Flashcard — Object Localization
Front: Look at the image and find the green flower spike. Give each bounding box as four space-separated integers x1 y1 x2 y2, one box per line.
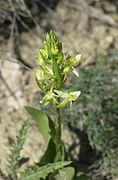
35 30 82 108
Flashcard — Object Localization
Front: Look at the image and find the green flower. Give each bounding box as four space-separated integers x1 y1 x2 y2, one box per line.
63 54 82 75
40 91 57 106
54 90 81 108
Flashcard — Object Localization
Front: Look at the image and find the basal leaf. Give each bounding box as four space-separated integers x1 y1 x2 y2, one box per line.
39 138 56 165
25 106 50 146
54 142 68 162
39 139 67 165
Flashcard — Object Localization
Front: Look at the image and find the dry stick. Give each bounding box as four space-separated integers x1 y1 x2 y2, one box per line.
39 0 79 51
8 11 17 49
90 6 118 27
6 1 39 69
0 71 18 101
0 57 34 70
1 1 76 69
0 57 34 102
0 8 13 21
64 0 118 27
16 14 30 31
13 25 34 71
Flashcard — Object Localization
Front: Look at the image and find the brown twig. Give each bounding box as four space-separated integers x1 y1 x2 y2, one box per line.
0 70 18 101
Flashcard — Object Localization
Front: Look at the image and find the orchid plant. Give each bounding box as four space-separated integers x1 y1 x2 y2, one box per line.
35 30 81 154
8 30 86 180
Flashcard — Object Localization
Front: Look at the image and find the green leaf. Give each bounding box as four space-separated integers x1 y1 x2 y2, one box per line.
39 140 67 165
25 106 50 146
75 172 90 180
38 140 67 166
54 142 68 162
8 120 28 180
20 161 71 180
39 138 56 165
48 166 75 180
25 107 61 165
62 166 75 180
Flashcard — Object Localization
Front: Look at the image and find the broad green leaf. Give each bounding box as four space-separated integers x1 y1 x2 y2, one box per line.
25 107 64 165
20 161 71 180
25 106 50 146
39 138 56 165
39 139 67 165
54 142 68 162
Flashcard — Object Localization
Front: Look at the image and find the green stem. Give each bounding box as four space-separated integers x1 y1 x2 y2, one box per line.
53 96 62 148
11 170 17 180
55 106 61 144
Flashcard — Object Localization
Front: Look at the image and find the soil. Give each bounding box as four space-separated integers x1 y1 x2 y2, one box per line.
0 0 118 179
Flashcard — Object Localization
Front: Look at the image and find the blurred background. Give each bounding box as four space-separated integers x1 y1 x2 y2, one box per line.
0 0 118 179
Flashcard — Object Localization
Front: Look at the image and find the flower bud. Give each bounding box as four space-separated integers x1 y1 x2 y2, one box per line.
63 66 71 74
57 52 63 65
51 46 59 55
40 48 48 60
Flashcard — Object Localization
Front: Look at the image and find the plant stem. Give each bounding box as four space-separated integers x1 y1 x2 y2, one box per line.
11 172 17 180
55 106 61 143
53 96 62 147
